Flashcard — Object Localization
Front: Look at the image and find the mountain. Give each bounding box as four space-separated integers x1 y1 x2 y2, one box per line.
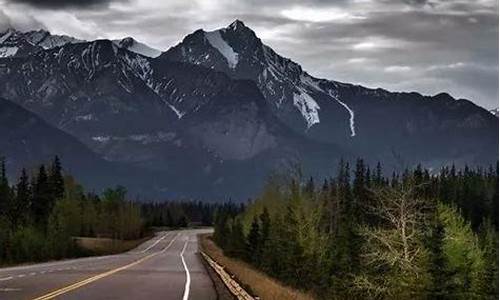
490 108 499 117
0 28 162 58
0 28 83 57
112 37 162 58
161 20 498 168
0 97 145 193
0 34 346 198
0 22 497 199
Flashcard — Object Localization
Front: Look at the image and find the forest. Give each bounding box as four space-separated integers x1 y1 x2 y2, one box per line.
213 160 499 299
0 157 222 265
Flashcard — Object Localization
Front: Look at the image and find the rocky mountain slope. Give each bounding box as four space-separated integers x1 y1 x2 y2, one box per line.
162 20 498 169
0 97 167 196
0 22 497 198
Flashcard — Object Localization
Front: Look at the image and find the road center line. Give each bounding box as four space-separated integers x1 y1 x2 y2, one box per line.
180 238 191 300
141 233 170 253
31 233 179 300
161 233 180 253
0 276 13 281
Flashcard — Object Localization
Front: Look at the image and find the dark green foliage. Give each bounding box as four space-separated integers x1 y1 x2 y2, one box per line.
31 165 52 228
477 219 499 298
49 156 64 201
141 201 222 228
0 157 147 265
226 218 246 258
246 216 261 263
427 216 454 299
0 157 10 215
8 168 31 228
213 160 499 299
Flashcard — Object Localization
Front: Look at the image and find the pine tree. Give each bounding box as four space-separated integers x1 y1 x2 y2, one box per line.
477 219 498 298
375 161 383 186
246 216 261 263
260 207 271 245
304 176 315 200
427 217 454 298
49 156 64 201
227 218 246 258
353 158 367 223
32 165 52 228
9 168 31 228
0 157 9 216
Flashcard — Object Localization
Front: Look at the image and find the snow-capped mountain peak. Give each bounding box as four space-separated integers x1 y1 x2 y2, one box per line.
162 20 339 131
227 19 246 31
203 30 239 68
112 37 162 58
0 28 84 57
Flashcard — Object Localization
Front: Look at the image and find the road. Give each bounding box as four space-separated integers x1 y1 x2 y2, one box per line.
0 229 217 300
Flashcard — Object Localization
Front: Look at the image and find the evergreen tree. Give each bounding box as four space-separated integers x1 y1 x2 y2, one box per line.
353 158 367 223
0 157 9 216
304 176 315 199
259 207 271 247
375 161 383 186
32 165 52 228
477 219 498 298
49 156 65 201
226 218 246 258
8 168 31 228
427 217 454 299
246 216 261 263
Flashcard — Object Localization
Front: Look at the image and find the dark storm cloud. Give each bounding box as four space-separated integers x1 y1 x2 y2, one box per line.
0 0 497 109
5 0 126 9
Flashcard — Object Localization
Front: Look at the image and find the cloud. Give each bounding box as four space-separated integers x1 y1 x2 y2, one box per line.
0 8 46 32
0 0 497 109
281 6 366 23
4 0 127 9
347 57 370 64
384 65 412 72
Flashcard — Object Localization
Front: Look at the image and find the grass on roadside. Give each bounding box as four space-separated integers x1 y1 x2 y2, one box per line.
74 235 152 255
199 233 315 300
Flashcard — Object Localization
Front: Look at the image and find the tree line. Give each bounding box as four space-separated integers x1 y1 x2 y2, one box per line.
0 157 226 265
213 159 499 299
141 201 238 228
0 157 146 264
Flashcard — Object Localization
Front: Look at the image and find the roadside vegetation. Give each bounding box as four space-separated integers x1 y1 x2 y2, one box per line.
0 156 224 265
213 160 499 299
0 157 144 264
200 233 314 300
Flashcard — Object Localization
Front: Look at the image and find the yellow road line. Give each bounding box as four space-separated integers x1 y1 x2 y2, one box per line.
32 233 180 300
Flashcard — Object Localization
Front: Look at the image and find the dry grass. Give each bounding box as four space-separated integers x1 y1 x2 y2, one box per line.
199 233 315 300
74 236 151 255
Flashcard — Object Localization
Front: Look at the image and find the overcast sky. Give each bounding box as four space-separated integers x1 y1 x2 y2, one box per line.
0 0 498 109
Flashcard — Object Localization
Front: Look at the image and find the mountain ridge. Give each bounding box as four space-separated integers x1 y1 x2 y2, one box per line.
0 20 497 199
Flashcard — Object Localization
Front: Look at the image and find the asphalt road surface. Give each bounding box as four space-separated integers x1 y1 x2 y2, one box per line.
0 229 217 300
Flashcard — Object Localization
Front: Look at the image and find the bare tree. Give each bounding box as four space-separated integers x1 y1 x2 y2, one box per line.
354 182 429 298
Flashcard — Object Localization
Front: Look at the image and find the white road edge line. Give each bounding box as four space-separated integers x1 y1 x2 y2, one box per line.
142 233 170 253
180 238 191 300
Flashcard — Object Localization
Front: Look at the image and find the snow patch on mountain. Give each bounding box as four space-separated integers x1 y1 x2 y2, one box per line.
0 46 18 57
37 34 83 49
300 74 323 92
204 30 239 68
168 103 185 119
293 89 320 128
113 37 161 58
329 90 356 137
0 30 13 44
26 30 83 49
